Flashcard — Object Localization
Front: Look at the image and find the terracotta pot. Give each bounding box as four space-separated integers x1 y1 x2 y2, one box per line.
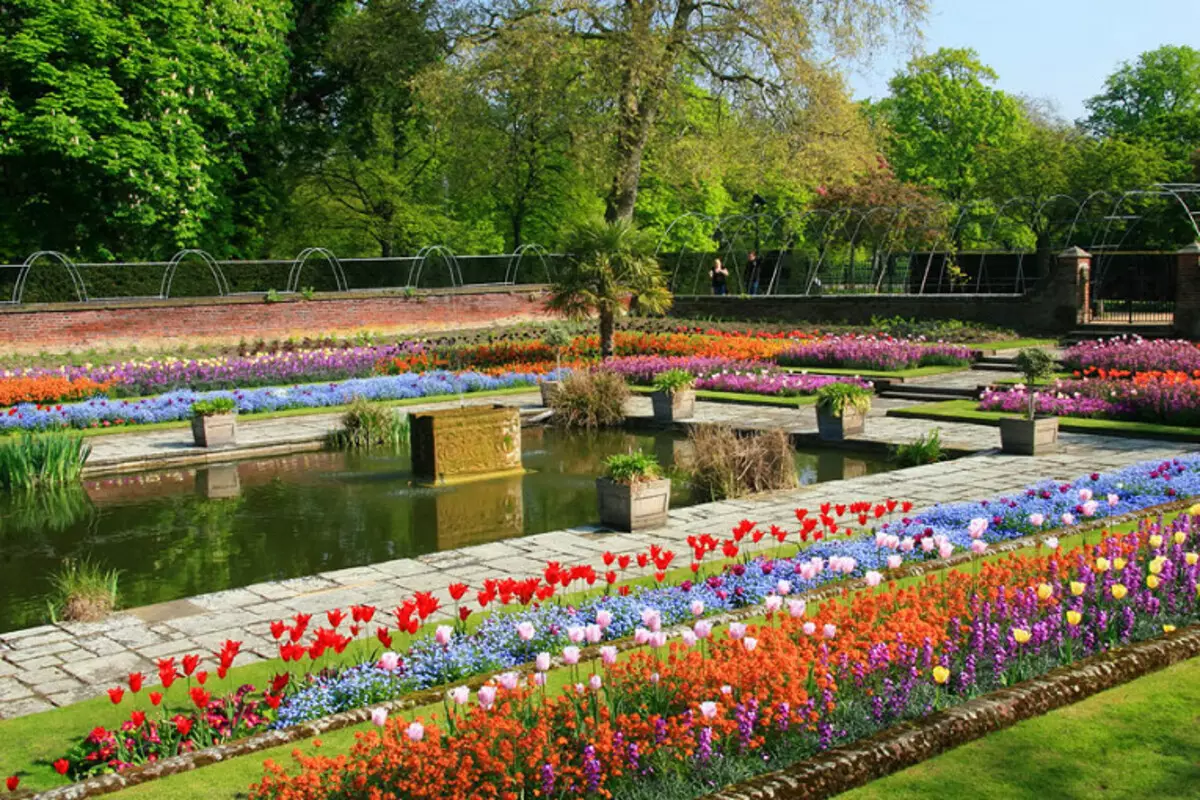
999 416 1059 455
191 413 237 448
650 388 696 422
596 476 671 532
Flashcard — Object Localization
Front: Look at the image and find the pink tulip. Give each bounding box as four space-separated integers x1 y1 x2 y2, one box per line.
694 620 712 639
640 608 662 631
864 570 882 587
681 630 698 647
478 686 496 709
583 623 602 643
787 599 806 618
589 674 602 691
887 554 903 569
370 707 388 726
765 595 783 613
899 538 915 553
634 627 651 645
1078 488 1093 502
378 652 401 671
968 518 988 539
449 686 469 705
822 623 837 639
1081 500 1098 517
650 631 667 648
405 721 425 741
802 621 816 636
600 645 618 665
535 652 551 672
1061 513 1075 526
562 646 580 665
690 599 705 616
595 610 613 628
1029 513 1045 527
938 542 954 559
699 701 718 719
1107 493 1119 507
516 621 535 641
497 672 519 690
775 579 792 596
727 622 746 640
434 625 453 646
567 626 585 644
743 637 757 652
533 672 547 686
970 540 988 555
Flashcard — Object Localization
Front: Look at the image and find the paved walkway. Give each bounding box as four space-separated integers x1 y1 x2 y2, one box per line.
0 392 1192 719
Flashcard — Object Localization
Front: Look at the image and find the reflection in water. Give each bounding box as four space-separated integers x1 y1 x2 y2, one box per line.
0 429 893 632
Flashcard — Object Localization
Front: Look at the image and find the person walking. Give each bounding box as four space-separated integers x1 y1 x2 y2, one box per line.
710 258 728 295
746 251 761 295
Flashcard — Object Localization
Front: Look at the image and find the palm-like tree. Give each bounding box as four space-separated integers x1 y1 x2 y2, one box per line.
547 218 672 358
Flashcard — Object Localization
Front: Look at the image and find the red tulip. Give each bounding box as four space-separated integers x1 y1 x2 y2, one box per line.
835 504 846 516
326 608 346 628
130 710 146 727
270 620 287 639
901 500 914 513
376 628 393 648
175 717 194 737
617 554 631 570
6 776 18 791
195 670 208 685
271 673 290 695
189 687 211 709
107 687 125 705
181 654 201 676
149 691 163 707
654 570 666 582
128 672 144 693
601 551 615 566
605 570 618 585
448 583 468 601
216 665 228 680
53 759 70 775
636 553 648 568
458 607 471 622
264 694 282 710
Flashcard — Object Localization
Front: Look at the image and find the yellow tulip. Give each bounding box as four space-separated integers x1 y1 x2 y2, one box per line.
1146 575 1160 589
1012 628 1031 644
1069 581 1085 596
1094 557 1110 572
1189 502 1200 516
1111 584 1128 600
1186 552 1198 566
1163 624 1177 633
1113 557 1127 571
1036 583 1053 601
1149 557 1166 575
1066 610 1082 626
932 666 950 685
1174 531 1187 545
1149 534 1163 548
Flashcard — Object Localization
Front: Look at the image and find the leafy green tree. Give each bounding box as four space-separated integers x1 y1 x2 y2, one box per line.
548 218 672 358
0 0 292 261
1083 45 1200 177
462 0 923 223
874 48 1020 204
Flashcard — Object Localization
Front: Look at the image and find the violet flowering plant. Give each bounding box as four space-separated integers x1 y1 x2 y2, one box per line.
778 336 976 372
1062 335 1200 375
979 378 1200 426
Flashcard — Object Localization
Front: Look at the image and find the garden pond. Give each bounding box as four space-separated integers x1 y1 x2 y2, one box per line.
0 427 893 632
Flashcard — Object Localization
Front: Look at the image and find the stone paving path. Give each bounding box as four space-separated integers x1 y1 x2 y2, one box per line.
0 392 1193 719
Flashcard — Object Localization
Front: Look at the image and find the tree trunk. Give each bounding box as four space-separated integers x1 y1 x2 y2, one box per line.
599 307 615 360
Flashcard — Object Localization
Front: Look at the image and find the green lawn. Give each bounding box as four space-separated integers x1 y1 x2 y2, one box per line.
966 338 1059 354
628 384 817 407
778 364 969 380
842 655 1200 800
887 399 1200 443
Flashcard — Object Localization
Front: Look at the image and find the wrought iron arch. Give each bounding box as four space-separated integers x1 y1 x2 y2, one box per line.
409 245 464 289
287 247 347 293
503 243 554 285
160 250 229 299
12 251 88 304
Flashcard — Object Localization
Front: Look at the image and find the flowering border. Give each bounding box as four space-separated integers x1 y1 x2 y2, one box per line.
704 624 1200 800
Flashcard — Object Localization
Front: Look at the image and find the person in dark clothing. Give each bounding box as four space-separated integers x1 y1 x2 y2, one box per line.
710 258 728 295
746 251 761 295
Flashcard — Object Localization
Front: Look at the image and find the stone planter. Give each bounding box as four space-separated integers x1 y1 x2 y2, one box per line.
410 405 522 483
1000 416 1059 455
539 380 562 407
596 476 671 532
816 405 865 441
650 388 696 422
196 464 241 499
191 413 237 448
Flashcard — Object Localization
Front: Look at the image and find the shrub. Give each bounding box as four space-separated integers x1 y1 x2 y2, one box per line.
815 382 872 418
687 425 797 501
190 397 237 417
541 325 573 375
549 370 629 429
651 368 695 393
1015 348 1058 419
47 558 119 623
0 432 90 490
326 397 409 450
603 450 661 484
890 429 943 467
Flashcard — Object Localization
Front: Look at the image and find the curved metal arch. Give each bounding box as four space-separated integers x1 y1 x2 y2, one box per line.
160 250 229 299
13 251 87 304
287 247 347 293
974 197 1036 292
1090 187 1200 283
804 207 859 294
655 212 719 294
1063 190 1116 250
503 243 553 285
408 245 464 289
763 209 830 295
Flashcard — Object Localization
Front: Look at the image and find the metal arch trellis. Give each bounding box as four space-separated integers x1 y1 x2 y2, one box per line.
973 197 1035 293
287 247 348 293
1089 185 1200 285
503 243 554 285
160 250 230 299
655 212 720 294
408 245 464 289
12 251 88 304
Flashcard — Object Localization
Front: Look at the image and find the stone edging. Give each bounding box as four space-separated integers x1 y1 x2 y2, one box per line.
21 501 1190 799
704 624 1200 800
886 406 1200 444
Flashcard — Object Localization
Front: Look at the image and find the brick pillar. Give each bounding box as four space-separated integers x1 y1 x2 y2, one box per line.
1174 242 1200 339
1042 246 1091 329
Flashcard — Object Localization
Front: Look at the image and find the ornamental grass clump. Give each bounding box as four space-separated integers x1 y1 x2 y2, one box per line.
688 424 797 501
890 429 943 467
651 368 695 393
190 396 237 417
603 450 661 484
815 381 872 418
326 397 409 450
0 431 90 490
47 558 119 623
550 370 629 429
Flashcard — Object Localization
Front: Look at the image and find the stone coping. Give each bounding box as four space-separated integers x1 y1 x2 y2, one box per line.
16 507 1187 800
704 625 1200 800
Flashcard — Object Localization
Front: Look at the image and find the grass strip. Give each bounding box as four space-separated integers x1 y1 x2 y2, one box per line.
628 385 816 407
887 398 1200 443
966 338 1059 354
778 365 969 379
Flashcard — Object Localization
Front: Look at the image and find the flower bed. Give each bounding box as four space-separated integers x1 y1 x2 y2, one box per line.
1063 335 1200 374
8 455 1194 795
602 357 870 396
0 375 112 406
778 336 976 371
248 517 1200 799
979 375 1200 426
0 372 544 432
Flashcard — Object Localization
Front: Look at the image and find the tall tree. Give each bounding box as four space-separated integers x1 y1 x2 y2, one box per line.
1083 44 1200 178
460 0 923 223
0 0 292 261
874 47 1019 205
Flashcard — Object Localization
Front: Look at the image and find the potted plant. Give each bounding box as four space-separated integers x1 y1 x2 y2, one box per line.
190 397 238 447
999 348 1059 455
596 449 671 532
815 382 872 441
539 326 573 406
650 368 696 422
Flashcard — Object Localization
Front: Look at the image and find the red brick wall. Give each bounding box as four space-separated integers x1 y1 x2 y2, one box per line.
0 287 555 352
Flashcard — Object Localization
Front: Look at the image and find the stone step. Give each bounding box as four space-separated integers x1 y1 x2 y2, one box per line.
1064 326 1175 344
880 387 979 402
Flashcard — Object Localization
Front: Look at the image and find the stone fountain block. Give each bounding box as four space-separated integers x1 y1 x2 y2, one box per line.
410 405 522 483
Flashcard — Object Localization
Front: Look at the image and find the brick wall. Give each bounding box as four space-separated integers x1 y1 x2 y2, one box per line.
0 286 555 352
